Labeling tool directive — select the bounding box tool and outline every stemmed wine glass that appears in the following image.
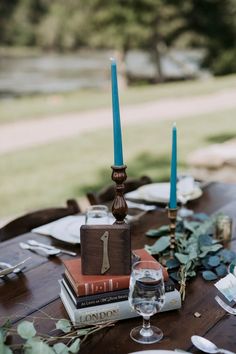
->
[177,175,195,218]
[128,261,165,344]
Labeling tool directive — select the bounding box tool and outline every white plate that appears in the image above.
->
[129,350,179,354]
[126,182,202,204]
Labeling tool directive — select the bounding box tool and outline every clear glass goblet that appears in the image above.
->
[177,175,195,218]
[128,261,165,344]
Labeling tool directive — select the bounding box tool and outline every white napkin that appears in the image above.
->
[32,214,116,244]
[215,273,236,302]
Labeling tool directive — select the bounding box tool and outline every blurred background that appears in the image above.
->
[1,0,236,219]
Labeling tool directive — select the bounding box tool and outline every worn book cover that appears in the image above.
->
[63,248,169,296]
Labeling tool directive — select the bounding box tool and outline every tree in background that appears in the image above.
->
[71,0,192,83]
[172,0,236,75]
[0,0,236,78]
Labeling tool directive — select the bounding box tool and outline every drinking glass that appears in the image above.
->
[128,261,165,344]
[177,175,195,218]
[85,205,109,225]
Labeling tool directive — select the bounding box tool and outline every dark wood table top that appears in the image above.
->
[1,181,236,353]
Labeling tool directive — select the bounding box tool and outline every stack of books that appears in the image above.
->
[60,249,181,326]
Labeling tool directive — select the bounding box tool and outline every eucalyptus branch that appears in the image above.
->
[146,213,236,301]
[0,311,116,353]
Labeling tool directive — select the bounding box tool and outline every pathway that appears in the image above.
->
[1,88,236,155]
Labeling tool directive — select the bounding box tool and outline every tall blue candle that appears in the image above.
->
[169,123,177,208]
[111,58,124,166]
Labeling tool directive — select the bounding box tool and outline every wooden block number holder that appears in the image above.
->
[81,165,131,275]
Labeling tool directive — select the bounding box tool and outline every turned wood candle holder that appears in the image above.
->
[111,165,128,224]
[167,207,178,258]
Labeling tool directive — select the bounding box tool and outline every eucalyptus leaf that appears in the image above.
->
[0,320,11,342]
[175,253,189,264]
[175,232,185,241]
[145,225,169,237]
[69,338,81,353]
[53,342,69,354]
[77,328,91,336]
[188,247,198,261]
[145,236,170,255]
[202,270,218,281]
[199,234,213,247]
[192,216,217,239]
[25,338,55,354]
[0,333,3,354]
[169,272,180,282]
[199,244,223,258]
[166,258,180,269]
[183,221,200,233]
[56,319,72,333]
[208,255,220,267]
[185,261,194,272]
[2,345,13,354]
[219,249,236,263]
[201,257,212,270]
[186,270,196,277]
[17,321,36,339]
[215,263,228,277]
[230,259,236,266]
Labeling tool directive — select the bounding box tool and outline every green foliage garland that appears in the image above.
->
[145,213,236,300]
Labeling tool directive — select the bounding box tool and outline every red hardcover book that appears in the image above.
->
[63,249,168,296]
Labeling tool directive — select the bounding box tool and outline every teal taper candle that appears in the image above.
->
[111,58,124,166]
[169,124,177,208]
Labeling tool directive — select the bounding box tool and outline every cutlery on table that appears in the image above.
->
[215,295,236,315]
[19,242,60,257]
[191,335,235,354]
[27,240,77,256]
[0,258,30,277]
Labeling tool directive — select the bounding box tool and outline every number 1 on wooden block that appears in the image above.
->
[101,231,110,274]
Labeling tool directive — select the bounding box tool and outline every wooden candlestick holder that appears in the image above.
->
[111,165,128,224]
[167,207,178,258]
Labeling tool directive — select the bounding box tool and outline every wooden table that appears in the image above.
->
[1,182,236,353]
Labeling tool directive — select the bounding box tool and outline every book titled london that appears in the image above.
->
[59,280,181,327]
[63,248,169,297]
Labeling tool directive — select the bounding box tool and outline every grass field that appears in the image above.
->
[1,106,236,218]
[1,74,236,124]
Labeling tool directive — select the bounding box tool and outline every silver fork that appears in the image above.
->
[215,295,236,315]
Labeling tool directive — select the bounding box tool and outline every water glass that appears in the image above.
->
[85,205,109,225]
[128,261,165,344]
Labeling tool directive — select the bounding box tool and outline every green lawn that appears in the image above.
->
[1,74,236,124]
[1,107,236,218]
